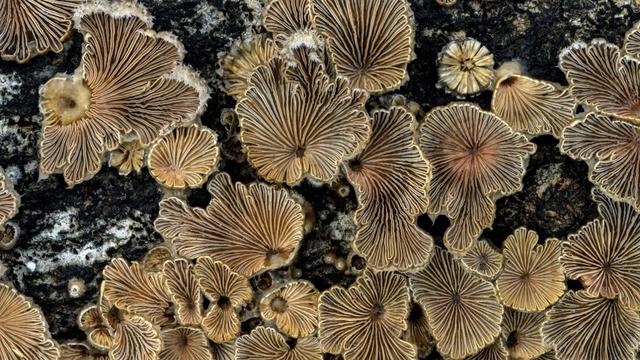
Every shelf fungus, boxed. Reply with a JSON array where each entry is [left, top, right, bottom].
[[318, 270, 416, 360], [559, 39, 640, 125], [311, 0, 414, 93], [38, 1, 208, 186], [404, 302, 434, 358], [502, 309, 549, 359], [221, 34, 277, 99], [438, 38, 495, 96], [0, 167, 19, 227], [260, 280, 319, 338], [491, 74, 575, 138], [466, 341, 508, 360], [460, 239, 503, 278], [264, 0, 313, 40], [236, 326, 322, 360], [163, 259, 203, 326], [542, 291, 640, 360], [344, 106, 433, 270], [561, 112, 640, 213], [194, 257, 253, 343], [0, 283, 60, 359], [420, 103, 535, 254], [0, 0, 81, 63], [496, 228, 565, 312], [155, 172, 304, 276], [409, 247, 504, 359], [148, 125, 220, 189], [160, 327, 213, 360], [562, 189, 640, 311], [109, 140, 146, 176], [236, 47, 370, 184], [624, 21, 640, 58]]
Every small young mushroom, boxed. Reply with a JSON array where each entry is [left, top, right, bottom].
[[501, 309, 550, 359], [460, 239, 503, 278], [260, 280, 319, 338], [221, 35, 277, 99], [236, 326, 322, 360], [0, 167, 19, 228], [438, 38, 495, 96], [109, 140, 146, 176]]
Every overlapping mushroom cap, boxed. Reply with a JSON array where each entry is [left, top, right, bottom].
[[466, 341, 508, 360], [438, 38, 495, 96], [0, 167, 19, 227], [404, 302, 433, 357], [163, 259, 203, 326], [109, 140, 146, 176], [496, 228, 565, 311], [502, 309, 549, 359], [155, 172, 304, 276], [311, 0, 414, 93], [60, 342, 108, 360], [491, 74, 575, 137], [561, 189, 640, 310], [236, 326, 322, 360], [221, 34, 277, 99], [260, 280, 319, 338], [318, 270, 416, 360], [0, 0, 81, 63], [561, 112, 640, 212], [624, 21, 640, 58], [160, 327, 213, 360], [461, 239, 503, 278], [344, 106, 433, 270], [559, 39, 640, 124], [38, 1, 208, 186], [409, 247, 504, 359], [542, 291, 640, 360], [419, 103, 535, 254], [264, 0, 313, 39], [236, 46, 370, 184]]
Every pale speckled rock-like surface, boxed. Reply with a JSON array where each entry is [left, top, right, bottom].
[[0, 0, 637, 350]]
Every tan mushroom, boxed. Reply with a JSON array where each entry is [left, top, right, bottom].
[[0, 0, 81, 63], [624, 20, 640, 58], [60, 342, 108, 360], [404, 302, 433, 358], [109, 140, 146, 176], [236, 326, 322, 360], [502, 309, 549, 359], [211, 341, 236, 360], [438, 38, 495, 96], [465, 341, 508, 360], [155, 172, 305, 276], [163, 259, 203, 326], [148, 125, 220, 189], [260, 280, 319, 338], [461, 239, 503, 278], [221, 34, 277, 99], [264, 0, 313, 39], [143, 245, 174, 273], [160, 327, 213, 360], [38, 1, 208, 185], [0, 167, 19, 227], [344, 106, 433, 270]]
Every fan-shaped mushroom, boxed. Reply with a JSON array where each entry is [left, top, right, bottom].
[[438, 38, 495, 96], [236, 326, 322, 360], [502, 309, 549, 359], [163, 259, 203, 326], [160, 327, 212, 360], [0, 167, 19, 227], [109, 140, 146, 176], [222, 35, 277, 99], [260, 280, 319, 338], [461, 239, 503, 278]]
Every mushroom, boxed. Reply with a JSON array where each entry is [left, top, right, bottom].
[[404, 301, 433, 358], [193, 257, 253, 343], [236, 326, 322, 360], [109, 140, 146, 176], [60, 342, 108, 360], [465, 341, 508, 360], [110, 313, 162, 360], [0, 0, 81, 63], [438, 38, 495, 96], [559, 39, 640, 124], [318, 270, 416, 360], [163, 259, 203, 326], [496, 228, 565, 312], [236, 46, 370, 184], [343, 106, 433, 270], [491, 74, 575, 138], [160, 327, 213, 360], [38, 1, 208, 186], [155, 172, 305, 276], [143, 245, 174, 273], [419, 103, 535, 254], [211, 341, 236, 360], [148, 125, 220, 189], [561, 112, 640, 213], [0, 283, 60, 359], [103, 258, 174, 327], [264, 0, 313, 39], [562, 189, 640, 310], [624, 20, 640, 58], [502, 309, 550, 359], [408, 247, 504, 359], [311, 0, 414, 93], [260, 280, 319, 338], [461, 239, 503, 278], [542, 291, 640, 360], [0, 167, 19, 227], [78, 305, 113, 351], [221, 34, 277, 99]]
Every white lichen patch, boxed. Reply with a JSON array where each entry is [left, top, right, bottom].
[[328, 211, 357, 243], [0, 115, 36, 154], [194, 1, 225, 34], [0, 73, 21, 106]]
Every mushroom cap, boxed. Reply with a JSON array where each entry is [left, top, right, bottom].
[[461, 239, 503, 278], [624, 21, 640, 58], [38, 1, 208, 186], [264, 0, 313, 39], [236, 326, 322, 360], [148, 125, 220, 189], [502, 309, 549, 359], [408, 247, 504, 359], [221, 34, 277, 99], [260, 280, 319, 338], [111, 314, 162, 360], [438, 38, 495, 96], [404, 302, 434, 357], [419, 103, 535, 254], [318, 269, 416, 360], [0, 0, 81, 63], [211, 341, 236, 360], [496, 228, 565, 311], [143, 245, 174, 273], [236, 48, 370, 184], [194, 257, 253, 343], [60, 342, 108, 360], [109, 140, 146, 176], [311, 0, 414, 93], [0, 167, 19, 227], [491, 74, 575, 138], [0, 283, 60, 359], [559, 39, 640, 125], [465, 341, 508, 360], [542, 290, 640, 360], [344, 106, 433, 270], [561, 188, 640, 310], [561, 112, 640, 213], [162, 259, 203, 326], [159, 327, 213, 360], [155, 172, 305, 276], [78, 305, 105, 331]]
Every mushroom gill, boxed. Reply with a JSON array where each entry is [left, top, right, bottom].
[[438, 38, 495, 96], [260, 280, 319, 338], [236, 326, 322, 360]]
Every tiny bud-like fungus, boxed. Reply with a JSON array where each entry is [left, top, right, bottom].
[[438, 38, 495, 96]]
